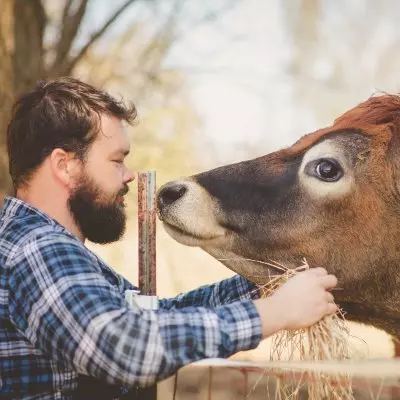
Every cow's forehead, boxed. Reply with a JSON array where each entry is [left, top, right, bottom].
[[280, 93, 400, 160], [283, 127, 363, 158]]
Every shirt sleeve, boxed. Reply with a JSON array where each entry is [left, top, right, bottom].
[[8, 234, 262, 388], [159, 274, 260, 310]]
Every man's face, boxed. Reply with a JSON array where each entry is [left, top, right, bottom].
[[68, 115, 134, 243]]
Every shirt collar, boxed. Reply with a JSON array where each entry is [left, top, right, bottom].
[[1, 196, 69, 234]]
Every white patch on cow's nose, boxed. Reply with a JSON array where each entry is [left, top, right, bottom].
[[158, 178, 226, 246], [299, 139, 354, 200]]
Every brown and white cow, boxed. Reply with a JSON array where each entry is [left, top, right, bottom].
[[157, 94, 400, 348]]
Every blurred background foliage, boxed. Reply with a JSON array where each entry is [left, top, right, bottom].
[[1, 0, 399, 360]]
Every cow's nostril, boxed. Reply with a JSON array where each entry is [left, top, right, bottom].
[[158, 183, 188, 210]]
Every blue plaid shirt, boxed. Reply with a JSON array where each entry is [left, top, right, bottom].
[[0, 197, 261, 399]]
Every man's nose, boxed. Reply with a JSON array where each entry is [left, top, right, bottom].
[[124, 168, 135, 184]]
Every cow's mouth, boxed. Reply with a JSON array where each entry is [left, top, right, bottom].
[[161, 220, 226, 247]]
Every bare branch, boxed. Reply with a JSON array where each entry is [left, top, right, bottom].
[[135, 0, 241, 90], [32, 0, 47, 43], [50, 0, 89, 73], [175, 0, 242, 42], [136, 0, 183, 66], [61, 0, 74, 24], [58, 0, 139, 76], [129, 0, 183, 98]]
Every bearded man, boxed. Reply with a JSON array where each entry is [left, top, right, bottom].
[[0, 77, 337, 399]]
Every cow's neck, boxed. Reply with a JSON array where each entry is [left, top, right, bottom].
[[338, 300, 400, 339]]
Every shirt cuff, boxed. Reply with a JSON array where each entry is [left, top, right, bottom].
[[216, 299, 262, 356], [234, 275, 260, 301]]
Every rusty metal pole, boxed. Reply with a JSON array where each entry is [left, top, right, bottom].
[[137, 171, 157, 399], [138, 171, 157, 296]]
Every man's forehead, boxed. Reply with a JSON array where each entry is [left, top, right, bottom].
[[96, 115, 131, 152]]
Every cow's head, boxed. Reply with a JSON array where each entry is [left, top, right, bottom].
[[157, 95, 400, 304]]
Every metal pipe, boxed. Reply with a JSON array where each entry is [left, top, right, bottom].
[[138, 171, 157, 296], [137, 171, 157, 400]]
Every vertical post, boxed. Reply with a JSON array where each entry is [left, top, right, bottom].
[[137, 171, 157, 400], [138, 171, 157, 296], [208, 366, 213, 400]]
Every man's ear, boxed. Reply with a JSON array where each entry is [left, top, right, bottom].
[[49, 149, 80, 187]]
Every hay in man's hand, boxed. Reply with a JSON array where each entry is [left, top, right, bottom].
[[255, 258, 354, 400]]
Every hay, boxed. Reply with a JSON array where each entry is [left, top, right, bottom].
[[258, 258, 354, 400], [219, 257, 355, 399]]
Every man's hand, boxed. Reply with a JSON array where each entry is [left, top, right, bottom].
[[254, 268, 338, 339]]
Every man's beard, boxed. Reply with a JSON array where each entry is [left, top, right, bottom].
[[67, 173, 128, 244]]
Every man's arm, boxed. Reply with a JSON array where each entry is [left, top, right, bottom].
[[8, 234, 262, 388], [159, 274, 259, 310]]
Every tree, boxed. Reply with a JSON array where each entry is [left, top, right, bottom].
[[0, 0, 140, 197], [0, 0, 14, 194], [0, 0, 240, 199]]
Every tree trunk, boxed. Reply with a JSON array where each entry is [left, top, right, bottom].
[[0, 0, 15, 200], [13, 0, 46, 96], [0, 0, 46, 202]]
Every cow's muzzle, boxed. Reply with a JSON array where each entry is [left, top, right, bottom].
[[156, 178, 226, 246], [157, 182, 188, 211]]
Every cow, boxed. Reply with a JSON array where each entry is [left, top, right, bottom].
[[156, 94, 400, 354]]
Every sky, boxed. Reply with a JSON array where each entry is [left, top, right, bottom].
[[167, 0, 296, 163], [82, 0, 400, 166], [84, 0, 297, 165], [164, 0, 400, 165]]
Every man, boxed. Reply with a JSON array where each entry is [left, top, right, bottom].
[[0, 77, 338, 399]]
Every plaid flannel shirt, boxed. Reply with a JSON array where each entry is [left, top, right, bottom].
[[0, 197, 261, 399]]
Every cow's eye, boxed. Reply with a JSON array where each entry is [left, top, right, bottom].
[[315, 159, 343, 182], [305, 158, 343, 182]]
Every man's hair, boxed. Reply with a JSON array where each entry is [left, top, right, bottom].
[[6, 77, 137, 189]]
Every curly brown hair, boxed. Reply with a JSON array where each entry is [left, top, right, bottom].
[[7, 77, 137, 189]]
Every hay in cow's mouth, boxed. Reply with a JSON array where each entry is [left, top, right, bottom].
[[249, 258, 355, 400]]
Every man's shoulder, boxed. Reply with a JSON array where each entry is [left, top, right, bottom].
[[0, 213, 85, 263]]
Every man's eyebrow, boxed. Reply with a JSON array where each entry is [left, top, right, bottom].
[[111, 149, 130, 157]]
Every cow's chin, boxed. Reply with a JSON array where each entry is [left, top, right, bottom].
[[163, 222, 286, 283], [162, 222, 225, 247]]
